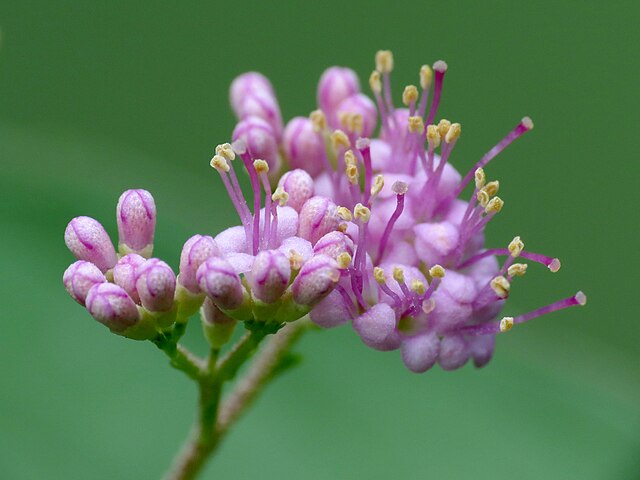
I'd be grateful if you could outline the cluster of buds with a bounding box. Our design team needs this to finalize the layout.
[63,50,585,372]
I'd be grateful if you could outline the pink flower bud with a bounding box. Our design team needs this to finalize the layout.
[112,253,145,304]
[230,73,283,137]
[116,189,156,257]
[63,260,106,306]
[401,333,440,373]
[179,235,220,293]
[309,290,351,328]
[292,254,340,306]
[469,334,496,368]
[232,116,281,174]
[313,231,354,260]
[64,216,117,272]
[201,297,237,348]
[249,249,291,303]
[135,258,176,312]
[317,66,360,120]
[413,221,460,266]
[438,334,471,371]
[278,169,315,214]
[298,196,339,245]
[196,257,244,310]
[430,271,477,333]
[334,93,377,137]
[214,226,248,256]
[85,283,140,333]
[352,303,400,351]
[277,236,313,264]
[282,118,325,177]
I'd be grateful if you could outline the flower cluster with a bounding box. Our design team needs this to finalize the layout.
[63,50,585,373]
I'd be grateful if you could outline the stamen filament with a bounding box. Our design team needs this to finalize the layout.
[458,248,560,272]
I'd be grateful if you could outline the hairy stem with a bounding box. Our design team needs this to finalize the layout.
[163,319,311,480]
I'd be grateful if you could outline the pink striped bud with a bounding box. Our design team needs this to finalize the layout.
[232,116,281,174]
[230,72,283,137]
[292,254,340,306]
[116,189,156,257]
[64,216,117,272]
[317,66,360,120]
[179,235,220,293]
[309,290,352,328]
[230,72,275,113]
[277,168,315,212]
[249,249,291,303]
[313,231,354,260]
[63,260,106,306]
[401,333,440,373]
[85,283,140,333]
[353,303,400,351]
[201,297,237,348]
[113,253,146,304]
[438,334,471,371]
[135,258,176,312]
[298,196,339,245]
[334,93,377,137]
[196,257,244,310]
[282,118,325,177]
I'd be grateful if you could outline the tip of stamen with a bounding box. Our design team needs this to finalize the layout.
[375,50,394,73]
[426,124,441,148]
[253,159,269,174]
[210,155,230,173]
[411,280,426,296]
[482,180,500,197]
[337,252,352,270]
[429,264,445,278]
[437,119,451,139]
[408,116,425,135]
[392,266,405,283]
[373,267,386,284]
[354,203,371,223]
[392,181,409,195]
[433,60,448,73]
[346,163,359,185]
[548,258,561,273]
[310,110,327,132]
[337,206,353,222]
[272,186,289,206]
[344,149,356,166]
[369,70,382,94]
[371,174,385,197]
[521,116,534,130]
[289,250,304,271]
[419,65,433,89]
[490,276,511,298]
[402,85,419,106]
[508,236,524,257]
[507,263,527,277]
[474,168,486,189]
[215,143,236,161]
[500,317,514,332]
[485,196,504,214]
[574,291,587,306]
[331,130,351,149]
[445,123,461,143]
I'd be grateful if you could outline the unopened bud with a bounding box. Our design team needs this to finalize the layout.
[135,258,176,312]
[298,196,339,244]
[64,216,117,273]
[317,66,360,120]
[283,117,325,177]
[201,297,237,348]
[196,257,244,310]
[313,231,354,260]
[85,283,140,333]
[116,189,156,258]
[113,253,146,304]
[292,254,340,306]
[277,169,314,212]
[63,260,106,306]
[179,235,220,293]
[249,250,291,304]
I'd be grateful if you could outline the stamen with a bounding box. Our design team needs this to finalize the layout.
[482,180,500,197]
[437,119,452,139]
[375,181,408,264]
[507,263,527,277]
[500,317,514,332]
[374,267,403,306]
[429,265,445,278]
[254,160,271,250]
[474,168,486,189]
[408,116,425,135]
[509,236,524,257]
[425,61,448,126]
[375,50,394,74]
[210,154,251,239]
[310,110,327,132]
[272,187,289,207]
[490,276,511,299]
[417,64,433,118]
[215,143,236,161]
[445,122,461,144]
[461,291,586,336]
[210,154,230,173]
[337,252,352,269]
[356,138,373,205]
[403,85,419,115]
[331,130,351,149]
[289,249,304,271]
[337,206,353,222]
[237,150,262,255]
[369,70,382,94]
[411,280,426,296]
[485,196,504,214]
[354,203,371,223]
[370,174,385,198]
[426,124,441,149]
[455,117,534,196]
[458,248,561,272]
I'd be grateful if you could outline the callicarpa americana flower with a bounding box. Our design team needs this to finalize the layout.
[63,51,585,377]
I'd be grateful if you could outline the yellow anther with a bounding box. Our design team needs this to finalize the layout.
[338,223,348,233]
[215,143,235,161]
[485,196,504,214]
[402,85,419,106]
[210,154,230,173]
[373,267,386,284]
[508,263,528,277]
[375,50,394,74]
[426,124,441,148]
[420,65,433,90]
[392,266,405,283]
[289,250,304,271]
[344,149,356,166]
[331,129,350,149]
[411,280,426,296]
[369,70,382,94]
[474,168,486,190]
[253,159,269,174]
[354,203,371,223]
[437,119,451,139]
[476,189,490,208]
[408,116,425,135]
[508,236,524,258]
[350,114,364,134]
[310,109,327,132]
[500,317,514,332]
[346,163,359,185]
[445,122,461,143]
[521,116,534,130]
[337,252,352,269]
[433,60,448,73]
[421,298,436,314]
[482,180,500,197]
[371,174,385,197]
[272,186,289,206]
[429,264,445,278]
[337,206,353,222]
[490,276,511,299]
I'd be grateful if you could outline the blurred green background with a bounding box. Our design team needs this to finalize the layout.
[1,1,638,479]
